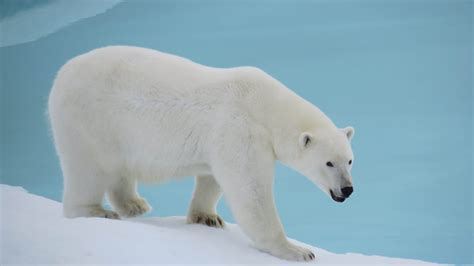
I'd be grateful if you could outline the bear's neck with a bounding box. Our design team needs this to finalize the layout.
[233,69,338,164]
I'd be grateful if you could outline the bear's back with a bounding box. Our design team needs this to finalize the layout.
[52,46,269,111]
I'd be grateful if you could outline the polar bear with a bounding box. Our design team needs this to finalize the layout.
[48,46,355,261]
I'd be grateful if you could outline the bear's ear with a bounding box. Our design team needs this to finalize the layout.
[341,126,355,141]
[299,132,313,149]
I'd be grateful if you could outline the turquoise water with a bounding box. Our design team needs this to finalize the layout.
[0,0,472,264]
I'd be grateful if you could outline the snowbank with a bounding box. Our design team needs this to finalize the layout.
[0,184,440,264]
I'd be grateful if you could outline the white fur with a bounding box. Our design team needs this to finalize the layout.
[48,46,355,261]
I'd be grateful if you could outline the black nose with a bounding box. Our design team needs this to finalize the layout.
[341,186,353,197]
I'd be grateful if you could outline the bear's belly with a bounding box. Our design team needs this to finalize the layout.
[129,159,213,182]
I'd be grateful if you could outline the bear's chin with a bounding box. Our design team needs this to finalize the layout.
[330,190,346,203]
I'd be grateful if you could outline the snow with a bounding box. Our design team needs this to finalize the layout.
[0,184,441,265]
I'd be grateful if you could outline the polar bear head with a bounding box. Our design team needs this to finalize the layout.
[290,127,355,203]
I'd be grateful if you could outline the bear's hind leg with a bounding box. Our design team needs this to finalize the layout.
[62,160,119,219]
[187,175,224,228]
[107,177,151,218]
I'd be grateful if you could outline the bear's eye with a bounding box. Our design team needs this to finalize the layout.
[349,160,352,165]
[326,161,334,167]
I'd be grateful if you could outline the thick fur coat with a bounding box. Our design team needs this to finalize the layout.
[49,46,355,261]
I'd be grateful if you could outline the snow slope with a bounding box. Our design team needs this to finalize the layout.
[0,185,442,264]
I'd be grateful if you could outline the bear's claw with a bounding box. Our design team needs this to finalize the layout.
[262,242,316,261]
[188,212,225,228]
[90,208,120,219]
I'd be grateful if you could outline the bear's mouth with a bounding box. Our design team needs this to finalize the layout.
[330,190,346,203]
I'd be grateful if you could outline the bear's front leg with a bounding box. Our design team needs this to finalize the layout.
[211,133,315,261]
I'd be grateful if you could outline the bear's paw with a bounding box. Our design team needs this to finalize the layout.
[116,197,151,218]
[264,242,315,262]
[187,212,225,228]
